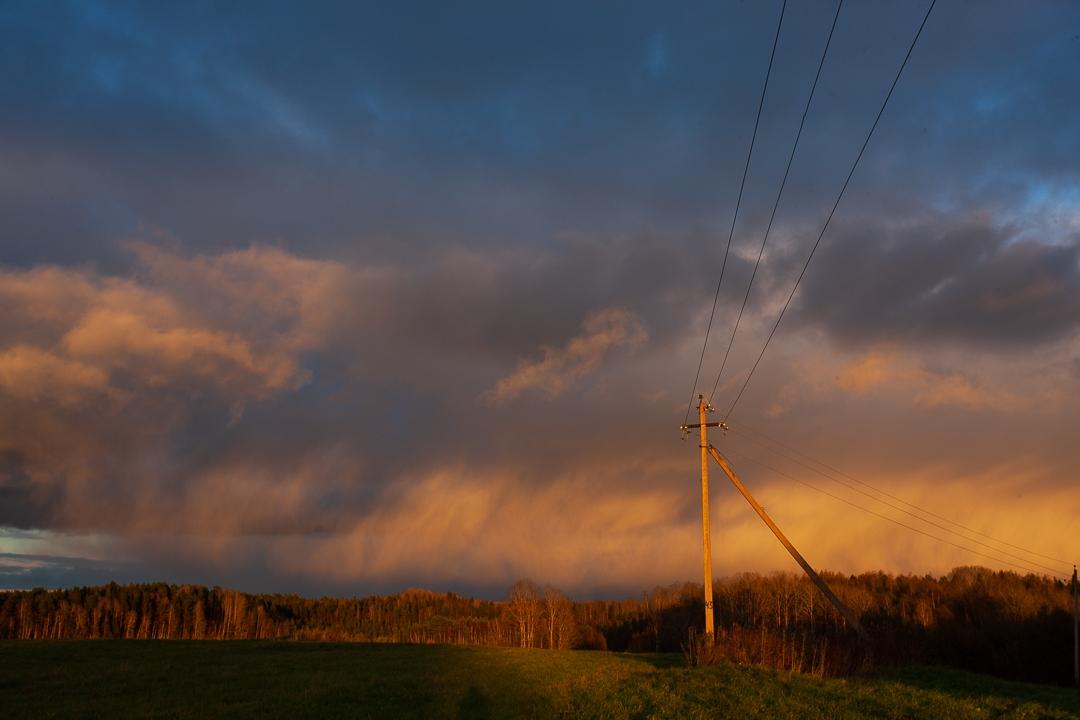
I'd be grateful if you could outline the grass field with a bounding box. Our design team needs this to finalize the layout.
[1,642,1078,719]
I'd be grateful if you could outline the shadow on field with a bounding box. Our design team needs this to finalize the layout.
[456,685,491,720]
[621,653,683,670]
[881,666,1080,717]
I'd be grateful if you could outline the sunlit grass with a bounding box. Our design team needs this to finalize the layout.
[1,641,1077,719]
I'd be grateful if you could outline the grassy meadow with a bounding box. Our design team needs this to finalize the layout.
[1,641,1078,719]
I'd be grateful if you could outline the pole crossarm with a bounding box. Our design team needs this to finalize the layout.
[680,421,728,430]
[705,444,872,647]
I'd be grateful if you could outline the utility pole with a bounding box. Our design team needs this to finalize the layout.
[698,397,714,640]
[1073,566,1078,688]
[680,396,724,641]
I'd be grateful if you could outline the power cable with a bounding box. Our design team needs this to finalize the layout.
[723,0,937,420]
[709,0,844,403]
[683,0,789,425]
[730,427,1070,575]
[723,444,1063,580]
[735,422,1078,569]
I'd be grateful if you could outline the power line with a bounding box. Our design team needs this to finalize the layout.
[730,427,1071,575]
[728,444,1061,579]
[682,0,788,426]
[735,422,1078,569]
[709,0,845,404]
[723,0,937,420]
[723,444,1063,580]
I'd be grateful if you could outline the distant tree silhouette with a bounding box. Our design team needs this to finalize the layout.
[0,567,1074,684]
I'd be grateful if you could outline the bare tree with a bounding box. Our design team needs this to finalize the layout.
[507,579,541,648]
[555,595,577,649]
[543,585,560,649]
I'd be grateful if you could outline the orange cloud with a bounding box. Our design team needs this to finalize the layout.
[0,244,357,532]
[129,242,354,353]
[275,463,698,590]
[251,449,1080,592]
[0,346,108,406]
[835,345,1022,411]
[0,245,353,406]
[835,348,893,393]
[484,307,647,404]
[62,308,305,397]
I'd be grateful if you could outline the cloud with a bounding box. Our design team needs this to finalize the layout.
[128,242,353,354]
[484,307,647,404]
[0,239,683,539]
[789,216,1080,350]
[0,244,357,532]
[0,552,137,589]
[9,445,1076,595]
[272,462,701,592]
[0,346,109,406]
[62,307,305,397]
[0,243,358,402]
[1,233,1077,596]
[834,345,1022,411]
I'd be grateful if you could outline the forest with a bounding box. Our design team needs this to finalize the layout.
[1,566,1075,686]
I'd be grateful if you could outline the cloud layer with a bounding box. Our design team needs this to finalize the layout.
[1,1,1079,596]
[485,308,647,404]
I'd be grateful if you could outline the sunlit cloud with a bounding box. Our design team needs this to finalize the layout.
[484,308,647,404]
[834,345,1023,411]
[0,346,109,405]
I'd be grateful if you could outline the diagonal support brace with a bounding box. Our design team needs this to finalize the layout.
[706,444,872,648]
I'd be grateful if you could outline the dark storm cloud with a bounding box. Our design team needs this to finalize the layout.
[6,0,785,259]
[787,216,1080,348]
[3,0,1073,268]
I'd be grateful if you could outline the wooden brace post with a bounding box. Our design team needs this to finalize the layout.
[706,444,872,648]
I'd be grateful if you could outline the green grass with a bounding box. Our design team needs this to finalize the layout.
[1,642,1077,719]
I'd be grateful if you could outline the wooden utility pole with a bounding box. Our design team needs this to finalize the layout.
[1073,566,1078,688]
[680,396,723,640]
[698,397,715,640]
[705,444,871,647]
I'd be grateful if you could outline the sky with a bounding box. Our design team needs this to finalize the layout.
[1,0,1079,599]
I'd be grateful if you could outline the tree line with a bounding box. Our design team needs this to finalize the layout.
[0,566,1074,684]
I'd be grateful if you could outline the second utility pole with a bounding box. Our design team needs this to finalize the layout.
[1073,566,1078,688]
